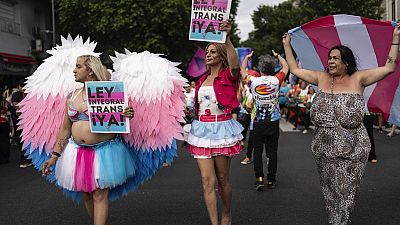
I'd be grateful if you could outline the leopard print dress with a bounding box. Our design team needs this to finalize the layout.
[310,91,370,225]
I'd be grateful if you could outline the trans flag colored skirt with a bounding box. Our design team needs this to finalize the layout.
[187,118,243,158]
[26,135,177,202]
[55,136,136,194]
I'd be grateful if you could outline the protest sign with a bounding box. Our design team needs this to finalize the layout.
[85,81,130,133]
[189,0,232,43]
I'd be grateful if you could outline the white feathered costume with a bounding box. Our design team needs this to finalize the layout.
[19,35,186,201]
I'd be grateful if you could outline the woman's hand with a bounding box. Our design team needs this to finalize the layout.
[245,51,254,59]
[220,19,232,35]
[42,157,57,175]
[272,50,279,57]
[394,22,400,36]
[282,33,291,46]
[122,106,134,120]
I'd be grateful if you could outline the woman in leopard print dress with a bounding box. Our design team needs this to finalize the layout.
[283,24,400,225]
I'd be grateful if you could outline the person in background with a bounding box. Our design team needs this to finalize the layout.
[279,80,290,119]
[184,84,195,124]
[0,99,13,164]
[238,62,255,165]
[11,80,32,168]
[190,80,196,91]
[387,124,397,137]
[301,85,316,134]
[376,113,384,133]
[293,80,309,130]
[363,109,377,163]
[241,49,289,191]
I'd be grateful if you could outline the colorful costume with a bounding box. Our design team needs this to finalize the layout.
[19,35,186,202]
[187,68,243,158]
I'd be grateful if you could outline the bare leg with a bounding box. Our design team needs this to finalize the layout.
[92,189,109,225]
[232,113,238,120]
[388,124,397,136]
[82,192,94,222]
[197,158,218,225]
[214,156,232,225]
[377,113,383,132]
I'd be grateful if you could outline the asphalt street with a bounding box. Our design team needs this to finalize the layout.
[0,127,399,225]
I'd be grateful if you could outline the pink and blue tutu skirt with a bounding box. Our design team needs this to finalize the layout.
[187,115,243,158]
[26,136,177,202]
[55,137,136,194]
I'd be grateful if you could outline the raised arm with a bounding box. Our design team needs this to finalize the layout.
[282,33,323,85]
[240,51,253,80]
[220,20,240,78]
[272,50,289,75]
[358,24,400,86]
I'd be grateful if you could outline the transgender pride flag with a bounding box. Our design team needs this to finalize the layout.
[289,14,400,126]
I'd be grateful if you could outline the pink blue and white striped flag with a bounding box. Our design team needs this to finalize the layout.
[289,14,400,126]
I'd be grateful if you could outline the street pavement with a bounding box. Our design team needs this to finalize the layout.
[0,124,399,225]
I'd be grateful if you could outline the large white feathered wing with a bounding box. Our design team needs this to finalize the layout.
[19,35,100,179]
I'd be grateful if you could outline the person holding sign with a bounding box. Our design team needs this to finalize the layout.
[41,55,134,225]
[187,19,243,225]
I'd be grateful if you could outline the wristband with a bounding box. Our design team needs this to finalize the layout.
[51,151,61,157]
[392,43,400,45]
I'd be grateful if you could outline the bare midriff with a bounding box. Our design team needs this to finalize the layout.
[71,121,117,145]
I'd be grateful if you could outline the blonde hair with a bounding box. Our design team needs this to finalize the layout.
[205,42,228,69]
[78,55,111,81]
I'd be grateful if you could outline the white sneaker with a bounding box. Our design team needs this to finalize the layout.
[240,157,252,165]
[302,129,308,134]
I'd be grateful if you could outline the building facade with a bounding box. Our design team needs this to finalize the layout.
[382,0,400,21]
[0,0,52,86]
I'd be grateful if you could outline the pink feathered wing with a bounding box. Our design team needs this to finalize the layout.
[18,93,66,155]
[122,79,185,149]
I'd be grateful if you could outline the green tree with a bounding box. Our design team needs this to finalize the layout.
[56,0,240,71]
[298,0,384,20]
[242,0,384,68]
[242,0,304,67]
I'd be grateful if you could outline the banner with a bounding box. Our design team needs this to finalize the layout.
[189,0,232,43]
[85,81,130,133]
[289,14,400,126]
[186,47,206,77]
[237,47,252,69]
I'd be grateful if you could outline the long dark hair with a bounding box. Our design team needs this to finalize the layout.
[328,45,358,75]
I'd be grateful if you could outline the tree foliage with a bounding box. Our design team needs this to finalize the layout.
[298,0,384,20]
[56,0,240,70]
[242,0,384,67]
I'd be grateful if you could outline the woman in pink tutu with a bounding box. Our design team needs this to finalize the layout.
[186,20,243,225]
